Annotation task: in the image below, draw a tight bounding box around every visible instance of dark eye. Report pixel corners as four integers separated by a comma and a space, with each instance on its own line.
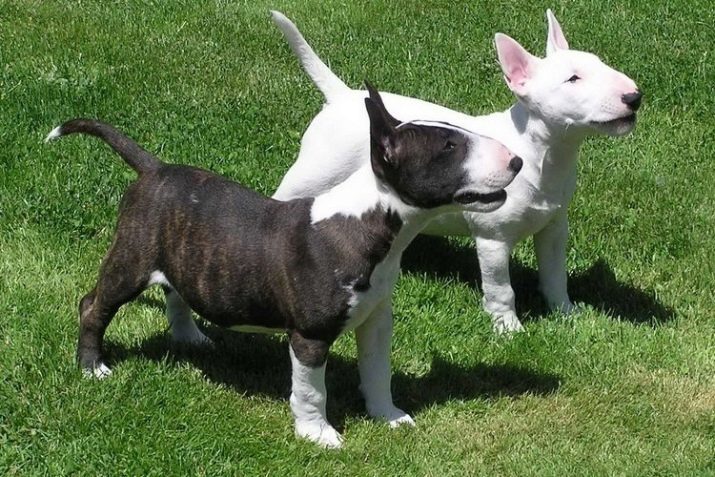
443, 141, 456, 152
566, 74, 581, 83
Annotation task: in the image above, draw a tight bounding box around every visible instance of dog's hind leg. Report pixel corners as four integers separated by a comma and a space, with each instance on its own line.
163, 287, 212, 346
77, 241, 149, 378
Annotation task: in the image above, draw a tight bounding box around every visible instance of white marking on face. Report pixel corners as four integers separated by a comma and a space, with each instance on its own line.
463, 135, 518, 192
396, 119, 472, 134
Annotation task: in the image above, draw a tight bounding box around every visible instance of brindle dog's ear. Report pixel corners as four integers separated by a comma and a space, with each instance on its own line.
364, 81, 401, 180
364, 81, 400, 128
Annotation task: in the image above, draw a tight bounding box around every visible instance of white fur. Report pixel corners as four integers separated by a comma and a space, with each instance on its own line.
165, 290, 212, 345
148, 271, 212, 345
83, 362, 112, 379
272, 9, 639, 333
148, 270, 170, 287
289, 345, 343, 448
355, 299, 415, 427
44, 126, 61, 143
310, 166, 382, 223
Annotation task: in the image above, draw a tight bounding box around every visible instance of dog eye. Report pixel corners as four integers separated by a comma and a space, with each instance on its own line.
566, 74, 581, 83
443, 141, 456, 152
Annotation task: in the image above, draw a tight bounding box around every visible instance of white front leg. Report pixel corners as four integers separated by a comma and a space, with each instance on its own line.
355, 300, 415, 428
475, 237, 524, 333
289, 345, 343, 448
534, 211, 575, 314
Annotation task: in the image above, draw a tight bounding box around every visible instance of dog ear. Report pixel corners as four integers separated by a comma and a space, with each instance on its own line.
364, 82, 401, 178
546, 9, 569, 56
364, 81, 400, 128
494, 33, 538, 97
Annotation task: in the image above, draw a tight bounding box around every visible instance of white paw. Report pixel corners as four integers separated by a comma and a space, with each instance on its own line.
295, 421, 343, 449
549, 300, 582, 315
173, 328, 213, 346
388, 413, 416, 429
492, 312, 525, 334
83, 362, 112, 379
368, 405, 415, 428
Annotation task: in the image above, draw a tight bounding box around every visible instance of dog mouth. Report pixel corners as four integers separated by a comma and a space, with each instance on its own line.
592, 113, 637, 133
454, 189, 507, 205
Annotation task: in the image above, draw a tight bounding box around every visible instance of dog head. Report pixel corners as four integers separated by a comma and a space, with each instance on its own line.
495, 9, 641, 137
364, 82, 522, 213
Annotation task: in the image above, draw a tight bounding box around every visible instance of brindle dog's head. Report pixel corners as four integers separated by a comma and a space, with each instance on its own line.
364, 82, 522, 213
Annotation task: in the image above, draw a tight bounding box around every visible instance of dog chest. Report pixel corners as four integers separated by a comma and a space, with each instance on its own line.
339, 254, 401, 332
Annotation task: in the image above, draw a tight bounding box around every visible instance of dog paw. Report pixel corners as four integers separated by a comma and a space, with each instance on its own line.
295, 421, 343, 449
368, 405, 416, 428
173, 329, 213, 347
388, 413, 416, 428
82, 362, 112, 379
550, 300, 583, 315
492, 313, 525, 334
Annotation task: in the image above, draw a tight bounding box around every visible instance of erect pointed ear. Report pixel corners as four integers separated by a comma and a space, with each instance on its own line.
364, 81, 401, 177
494, 33, 538, 97
364, 81, 400, 128
546, 9, 569, 56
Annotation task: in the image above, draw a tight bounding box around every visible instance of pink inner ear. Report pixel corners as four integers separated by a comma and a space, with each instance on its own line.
547, 10, 569, 54
495, 34, 532, 92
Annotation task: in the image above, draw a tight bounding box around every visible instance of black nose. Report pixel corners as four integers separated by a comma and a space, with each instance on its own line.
621, 91, 642, 111
508, 156, 523, 173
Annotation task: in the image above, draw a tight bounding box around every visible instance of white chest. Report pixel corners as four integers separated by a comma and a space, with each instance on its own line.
340, 255, 401, 333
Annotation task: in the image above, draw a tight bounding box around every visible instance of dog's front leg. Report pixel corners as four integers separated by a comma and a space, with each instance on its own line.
533, 211, 575, 314
355, 300, 415, 428
476, 237, 524, 333
289, 334, 343, 448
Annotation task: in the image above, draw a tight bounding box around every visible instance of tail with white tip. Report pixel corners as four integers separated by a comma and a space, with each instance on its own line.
45, 119, 161, 174
271, 10, 351, 103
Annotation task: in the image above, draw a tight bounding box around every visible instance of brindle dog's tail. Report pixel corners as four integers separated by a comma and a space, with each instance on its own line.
45, 119, 160, 174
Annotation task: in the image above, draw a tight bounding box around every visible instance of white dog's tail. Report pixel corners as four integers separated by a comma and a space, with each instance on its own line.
271, 10, 351, 103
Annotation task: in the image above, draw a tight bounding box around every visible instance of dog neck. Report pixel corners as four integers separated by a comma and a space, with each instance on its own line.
469, 100, 585, 199
517, 101, 584, 190
310, 164, 451, 255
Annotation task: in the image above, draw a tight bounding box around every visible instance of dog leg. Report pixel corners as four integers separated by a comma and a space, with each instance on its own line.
289, 334, 342, 448
355, 300, 414, 428
534, 212, 576, 314
164, 288, 212, 346
77, 245, 148, 377
476, 237, 524, 333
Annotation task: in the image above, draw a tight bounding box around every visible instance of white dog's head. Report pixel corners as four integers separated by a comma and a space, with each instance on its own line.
495, 10, 641, 137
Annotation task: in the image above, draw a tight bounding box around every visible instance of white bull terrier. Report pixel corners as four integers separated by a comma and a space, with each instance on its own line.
271, 9, 641, 333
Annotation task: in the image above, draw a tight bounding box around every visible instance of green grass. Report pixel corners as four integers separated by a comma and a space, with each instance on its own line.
1, 0, 714, 475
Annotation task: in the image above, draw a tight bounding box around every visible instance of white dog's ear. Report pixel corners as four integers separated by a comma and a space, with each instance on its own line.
495, 33, 537, 96
546, 9, 569, 56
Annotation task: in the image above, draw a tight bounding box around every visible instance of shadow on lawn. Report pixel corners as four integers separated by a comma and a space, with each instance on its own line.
402, 235, 675, 326
105, 329, 560, 431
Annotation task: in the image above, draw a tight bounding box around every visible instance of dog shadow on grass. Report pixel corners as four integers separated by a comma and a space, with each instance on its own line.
105, 326, 560, 431
402, 235, 676, 326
